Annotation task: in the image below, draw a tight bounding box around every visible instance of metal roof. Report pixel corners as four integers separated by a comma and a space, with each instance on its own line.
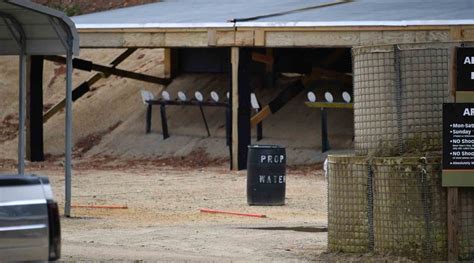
72, 0, 474, 29
0, 0, 79, 55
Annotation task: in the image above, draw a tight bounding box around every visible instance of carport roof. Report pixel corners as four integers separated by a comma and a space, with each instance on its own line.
0, 0, 79, 55
73, 0, 474, 29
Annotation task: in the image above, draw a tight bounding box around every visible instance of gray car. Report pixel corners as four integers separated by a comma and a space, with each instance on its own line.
0, 175, 61, 261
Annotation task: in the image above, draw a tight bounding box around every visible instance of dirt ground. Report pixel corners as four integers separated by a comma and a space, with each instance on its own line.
0, 159, 328, 261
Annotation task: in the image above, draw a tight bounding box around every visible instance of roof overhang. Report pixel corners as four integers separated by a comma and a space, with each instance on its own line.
71, 0, 474, 48
0, 0, 80, 55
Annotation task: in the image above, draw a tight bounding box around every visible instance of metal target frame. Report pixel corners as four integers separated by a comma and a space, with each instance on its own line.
305, 89, 354, 152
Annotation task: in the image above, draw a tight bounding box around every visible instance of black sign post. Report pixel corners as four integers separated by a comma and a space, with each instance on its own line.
443, 103, 474, 186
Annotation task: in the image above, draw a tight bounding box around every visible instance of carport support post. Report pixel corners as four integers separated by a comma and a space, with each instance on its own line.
64, 48, 73, 217
231, 47, 251, 170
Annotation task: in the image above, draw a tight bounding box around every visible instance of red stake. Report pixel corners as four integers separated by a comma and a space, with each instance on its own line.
200, 208, 266, 218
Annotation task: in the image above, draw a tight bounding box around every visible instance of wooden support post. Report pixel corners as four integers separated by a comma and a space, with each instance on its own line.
237, 49, 251, 170
448, 187, 459, 261
264, 48, 274, 90
231, 47, 239, 170
163, 48, 178, 79
26, 55, 44, 162
321, 108, 330, 153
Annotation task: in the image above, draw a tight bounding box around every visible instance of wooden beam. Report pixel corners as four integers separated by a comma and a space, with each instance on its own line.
163, 48, 175, 79
251, 67, 351, 127
251, 107, 271, 128
251, 52, 274, 65
264, 48, 274, 89
78, 25, 473, 34
255, 30, 265, 46
265, 49, 273, 72
307, 67, 352, 85
251, 80, 305, 128
77, 27, 467, 48
450, 26, 464, 41
265, 30, 450, 47
447, 187, 459, 261
305, 102, 353, 109
44, 55, 170, 85
231, 47, 239, 170
322, 49, 347, 67
208, 29, 217, 46
43, 48, 137, 123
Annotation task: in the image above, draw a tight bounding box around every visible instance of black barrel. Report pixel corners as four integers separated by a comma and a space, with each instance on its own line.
247, 145, 286, 205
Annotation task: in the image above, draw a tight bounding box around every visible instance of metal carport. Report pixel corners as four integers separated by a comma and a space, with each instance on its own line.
0, 0, 79, 216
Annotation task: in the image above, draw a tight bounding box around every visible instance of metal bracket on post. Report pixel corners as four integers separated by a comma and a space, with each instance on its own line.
160, 103, 169, 140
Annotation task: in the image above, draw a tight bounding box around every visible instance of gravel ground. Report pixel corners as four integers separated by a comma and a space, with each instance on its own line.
13, 163, 328, 261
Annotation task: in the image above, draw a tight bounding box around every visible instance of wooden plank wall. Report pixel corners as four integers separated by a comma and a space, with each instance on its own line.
77, 26, 474, 48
